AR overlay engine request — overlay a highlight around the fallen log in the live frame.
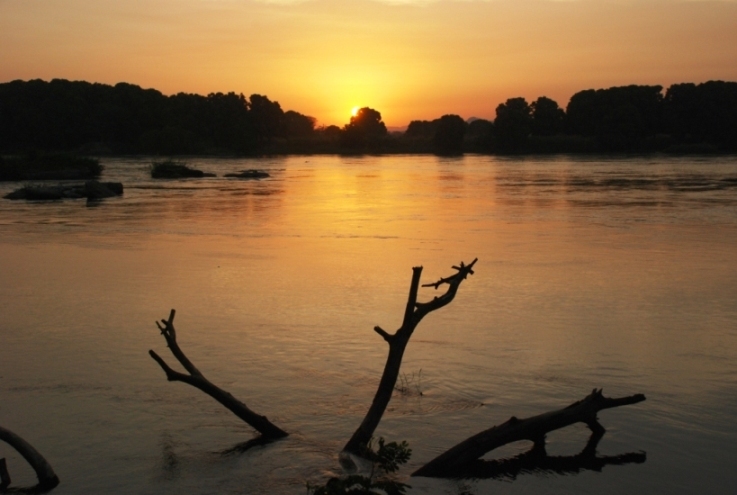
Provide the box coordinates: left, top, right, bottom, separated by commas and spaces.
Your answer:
342, 259, 477, 458
149, 309, 288, 441
412, 388, 645, 478
0, 425, 59, 492
432, 426, 645, 479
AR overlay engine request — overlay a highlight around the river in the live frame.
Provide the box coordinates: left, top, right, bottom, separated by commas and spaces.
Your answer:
1, 154, 736, 494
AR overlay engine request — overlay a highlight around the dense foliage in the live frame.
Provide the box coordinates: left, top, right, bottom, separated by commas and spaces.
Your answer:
0, 79, 315, 155
1, 79, 735, 156
0, 152, 102, 181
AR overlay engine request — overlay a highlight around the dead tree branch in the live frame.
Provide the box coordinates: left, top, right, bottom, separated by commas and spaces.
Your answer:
149, 309, 288, 440
342, 259, 477, 457
438, 427, 645, 479
0, 425, 59, 492
412, 388, 645, 478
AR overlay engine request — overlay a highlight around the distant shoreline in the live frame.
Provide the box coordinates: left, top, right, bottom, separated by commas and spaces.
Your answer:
1, 79, 736, 157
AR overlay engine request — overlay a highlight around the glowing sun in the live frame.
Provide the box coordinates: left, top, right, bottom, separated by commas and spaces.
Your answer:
351, 106, 359, 117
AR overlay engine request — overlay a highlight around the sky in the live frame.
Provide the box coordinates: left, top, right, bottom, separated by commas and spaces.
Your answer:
1, 0, 736, 127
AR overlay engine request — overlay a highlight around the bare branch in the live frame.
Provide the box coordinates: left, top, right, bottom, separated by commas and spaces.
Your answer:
148, 350, 189, 382
0, 458, 10, 490
343, 260, 477, 456
436, 428, 645, 480
401, 267, 423, 329
149, 309, 288, 440
412, 389, 645, 477
421, 259, 477, 289
153, 310, 202, 378
373, 326, 393, 343
0, 426, 59, 492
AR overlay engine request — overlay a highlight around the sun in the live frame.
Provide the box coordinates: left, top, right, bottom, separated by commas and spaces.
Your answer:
351, 106, 360, 117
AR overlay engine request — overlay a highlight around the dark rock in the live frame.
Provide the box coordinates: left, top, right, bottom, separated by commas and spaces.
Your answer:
4, 181, 123, 201
151, 161, 215, 179
224, 169, 270, 179
4, 186, 65, 200
85, 180, 123, 200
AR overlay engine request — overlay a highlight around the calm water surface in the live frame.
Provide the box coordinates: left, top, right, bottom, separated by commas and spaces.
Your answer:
1, 155, 736, 494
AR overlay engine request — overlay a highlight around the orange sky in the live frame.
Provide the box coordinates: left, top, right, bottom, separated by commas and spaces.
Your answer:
1, 0, 736, 127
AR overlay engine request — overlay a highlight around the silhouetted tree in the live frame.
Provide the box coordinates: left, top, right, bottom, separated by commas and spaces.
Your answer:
3, 78, 737, 155
566, 85, 663, 151
405, 120, 438, 138
320, 125, 342, 138
283, 110, 316, 138
249, 94, 284, 143
530, 96, 565, 136
0, 79, 268, 154
494, 97, 532, 153
346, 107, 387, 137
432, 114, 467, 154
465, 118, 494, 151
340, 107, 387, 150
662, 81, 737, 150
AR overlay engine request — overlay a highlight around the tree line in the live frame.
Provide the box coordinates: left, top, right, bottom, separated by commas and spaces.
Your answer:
1, 79, 735, 156
0, 79, 313, 155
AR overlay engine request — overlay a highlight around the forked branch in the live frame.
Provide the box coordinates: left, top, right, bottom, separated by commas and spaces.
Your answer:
149, 309, 288, 440
412, 388, 646, 477
0, 425, 59, 493
342, 259, 477, 457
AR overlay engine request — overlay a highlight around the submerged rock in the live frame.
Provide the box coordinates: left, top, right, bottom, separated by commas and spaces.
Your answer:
4, 181, 124, 201
151, 161, 215, 179
224, 169, 270, 179
85, 180, 124, 200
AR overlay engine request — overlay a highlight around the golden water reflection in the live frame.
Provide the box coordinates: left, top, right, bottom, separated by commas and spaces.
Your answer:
1, 155, 736, 494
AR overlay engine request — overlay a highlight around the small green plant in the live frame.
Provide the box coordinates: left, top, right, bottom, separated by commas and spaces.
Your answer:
307, 438, 412, 495
394, 369, 423, 397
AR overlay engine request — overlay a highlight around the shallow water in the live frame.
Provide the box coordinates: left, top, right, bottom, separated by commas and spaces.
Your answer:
1, 155, 736, 494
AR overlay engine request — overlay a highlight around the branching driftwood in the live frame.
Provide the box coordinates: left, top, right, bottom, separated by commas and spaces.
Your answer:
412, 388, 646, 477
342, 259, 478, 456
440, 428, 646, 480
149, 309, 288, 440
0, 425, 59, 492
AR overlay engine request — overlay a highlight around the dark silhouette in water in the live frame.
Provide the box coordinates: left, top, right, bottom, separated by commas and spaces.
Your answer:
223, 169, 270, 179
150, 160, 215, 179
413, 389, 645, 478
441, 430, 645, 480
342, 260, 478, 461
4, 181, 123, 202
149, 310, 288, 442
0, 425, 60, 493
